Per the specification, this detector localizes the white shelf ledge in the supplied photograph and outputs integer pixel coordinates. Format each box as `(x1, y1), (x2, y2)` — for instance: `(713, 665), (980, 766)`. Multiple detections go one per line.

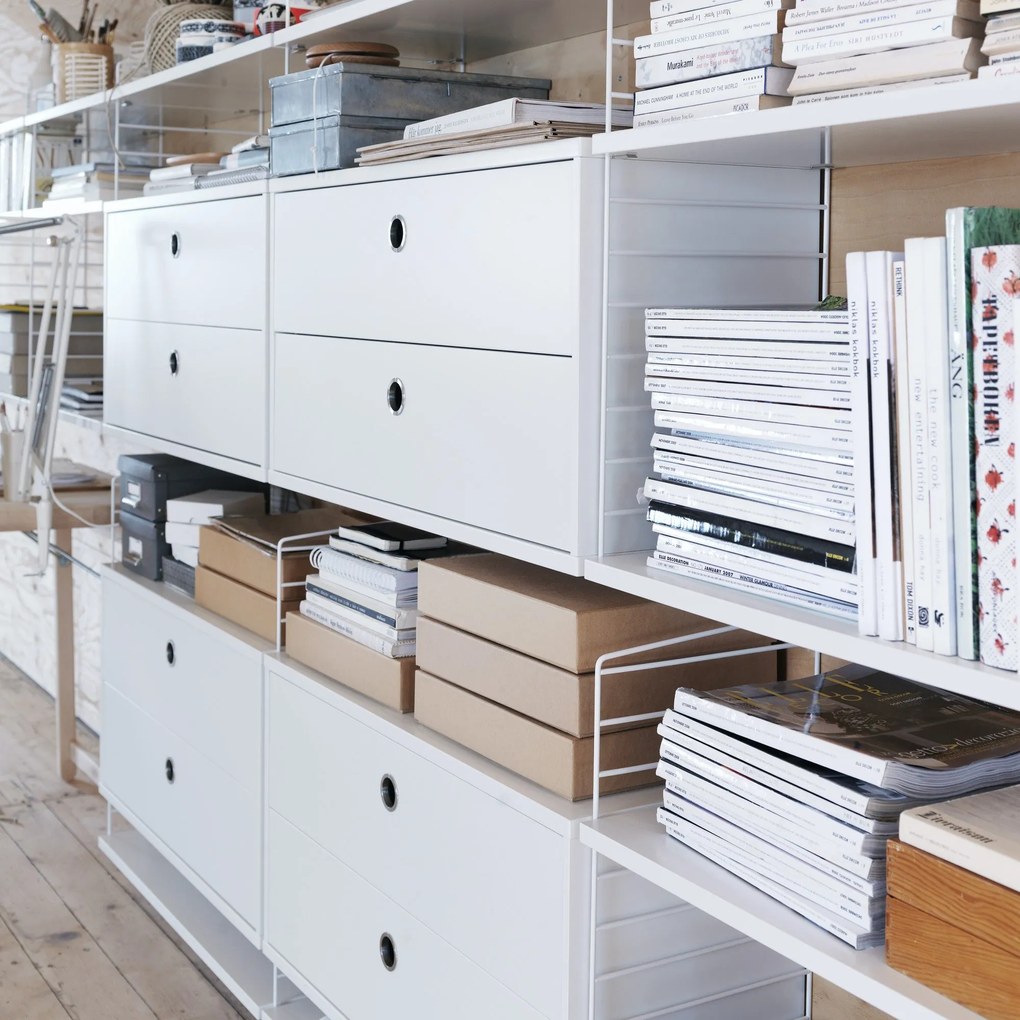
(582, 805), (982, 1020)
(584, 553), (1020, 710)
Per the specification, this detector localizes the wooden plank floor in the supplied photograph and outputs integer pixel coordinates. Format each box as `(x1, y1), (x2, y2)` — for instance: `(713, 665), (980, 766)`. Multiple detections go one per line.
(0, 657), (245, 1020)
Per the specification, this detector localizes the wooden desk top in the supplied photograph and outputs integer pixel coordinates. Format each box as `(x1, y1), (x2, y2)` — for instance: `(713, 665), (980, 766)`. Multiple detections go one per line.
(0, 488), (113, 532)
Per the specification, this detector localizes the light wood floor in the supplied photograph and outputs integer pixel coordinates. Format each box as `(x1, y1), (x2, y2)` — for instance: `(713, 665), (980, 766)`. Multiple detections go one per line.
(0, 657), (243, 1020)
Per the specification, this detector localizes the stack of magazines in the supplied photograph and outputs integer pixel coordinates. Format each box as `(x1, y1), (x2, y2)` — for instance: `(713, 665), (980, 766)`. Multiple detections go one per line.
(298, 521), (456, 658)
(643, 304), (857, 620)
(656, 664), (1020, 948)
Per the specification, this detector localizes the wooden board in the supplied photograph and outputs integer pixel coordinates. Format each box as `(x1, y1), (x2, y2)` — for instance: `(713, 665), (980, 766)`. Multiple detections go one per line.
(887, 895), (1020, 1020)
(0, 488), (112, 531)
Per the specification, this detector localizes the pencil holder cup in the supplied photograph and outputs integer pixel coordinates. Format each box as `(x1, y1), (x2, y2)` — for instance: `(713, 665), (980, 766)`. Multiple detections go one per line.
(52, 43), (115, 103)
(1, 430), (26, 501)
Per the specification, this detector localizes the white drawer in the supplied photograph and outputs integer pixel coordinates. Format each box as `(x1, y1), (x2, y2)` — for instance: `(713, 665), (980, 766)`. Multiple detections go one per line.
(267, 671), (565, 1017)
(273, 161), (587, 355)
(101, 574), (261, 789)
(267, 811), (543, 1020)
(106, 195), (265, 329)
(105, 319), (266, 467)
(100, 686), (260, 933)
(273, 333), (576, 551)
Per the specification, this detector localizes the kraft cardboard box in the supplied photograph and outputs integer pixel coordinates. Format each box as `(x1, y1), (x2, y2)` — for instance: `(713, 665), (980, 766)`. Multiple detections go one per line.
(195, 565), (301, 643)
(413, 670), (662, 801)
(417, 553), (738, 673)
(286, 611), (415, 713)
(416, 616), (777, 737)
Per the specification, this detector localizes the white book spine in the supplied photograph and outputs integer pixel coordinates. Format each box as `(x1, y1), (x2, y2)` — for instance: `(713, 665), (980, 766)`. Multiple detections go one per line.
(782, 15), (979, 65)
(645, 374), (849, 408)
(646, 318), (849, 338)
(979, 60), (1020, 76)
(654, 409), (853, 453)
(404, 99), (519, 139)
(791, 71), (970, 101)
(787, 0), (976, 24)
(783, 0), (978, 39)
(651, 0), (790, 33)
(787, 36), (983, 94)
(635, 35), (780, 88)
(650, 390), (851, 429)
(904, 237), (935, 651)
(634, 66), (794, 113)
(647, 335), (850, 360)
(635, 9), (786, 55)
(651, 0), (735, 15)
(298, 601), (414, 657)
(972, 245), (1019, 669)
(648, 355), (850, 386)
(847, 251), (878, 636)
(633, 93), (790, 127)
(645, 306), (850, 321)
(922, 236), (958, 656)
(982, 25), (1020, 52)
(891, 256), (916, 644)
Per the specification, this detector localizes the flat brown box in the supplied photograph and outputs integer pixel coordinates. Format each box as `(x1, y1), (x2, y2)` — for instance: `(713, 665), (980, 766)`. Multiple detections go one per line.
(418, 553), (736, 673)
(416, 616), (777, 738)
(199, 525), (314, 597)
(414, 670), (661, 801)
(886, 839), (1020, 1020)
(195, 565), (300, 644)
(286, 611), (414, 713)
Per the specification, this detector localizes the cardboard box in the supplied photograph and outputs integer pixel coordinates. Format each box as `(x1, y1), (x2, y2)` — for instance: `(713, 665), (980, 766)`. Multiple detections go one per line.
(416, 616), (776, 737)
(418, 554), (738, 673)
(200, 525), (315, 598)
(195, 565), (301, 644)
(413, 670), (661, 801)
(286, 612), (414, 713)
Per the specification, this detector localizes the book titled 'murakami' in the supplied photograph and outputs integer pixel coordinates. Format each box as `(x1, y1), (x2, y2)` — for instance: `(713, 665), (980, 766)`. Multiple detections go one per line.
(636, 35), (787, 88)
(672, 663), (1020, 796)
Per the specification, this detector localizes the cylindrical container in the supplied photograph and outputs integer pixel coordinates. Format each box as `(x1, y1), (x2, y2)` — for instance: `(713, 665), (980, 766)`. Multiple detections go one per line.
(52, 43), (114, 103)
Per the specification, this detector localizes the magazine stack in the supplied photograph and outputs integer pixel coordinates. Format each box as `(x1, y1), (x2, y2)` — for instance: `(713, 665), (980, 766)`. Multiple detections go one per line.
(633, 0), (794, 125)
(643, 303), (857, 621)
(783, 0), (985, 103)
(980, 10), (1020, 76)
(656, 663), (1020, 948)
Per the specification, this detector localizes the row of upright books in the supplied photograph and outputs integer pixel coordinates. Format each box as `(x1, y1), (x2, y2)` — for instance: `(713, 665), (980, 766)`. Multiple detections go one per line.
(643, 303), (858, 620)
(632, 0), (994, 128)
(657, 663), (1020, 949)
(848, 205), (1020, 671)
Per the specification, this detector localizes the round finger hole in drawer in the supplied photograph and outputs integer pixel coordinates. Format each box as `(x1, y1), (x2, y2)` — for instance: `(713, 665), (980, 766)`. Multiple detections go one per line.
(380, 774), (397, 811)
(389, 215), (406, 252)
(165, 757), (175, 784)
(379, 932), (396, 971)
(387, 378), (404, 415)
(166, 640), (175, 666)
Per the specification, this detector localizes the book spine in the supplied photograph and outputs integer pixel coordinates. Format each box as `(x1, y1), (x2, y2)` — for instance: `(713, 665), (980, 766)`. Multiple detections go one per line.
(645, 477), (855, 542)
(647, 498), (857, 569)
(646, 318), (849, 339)
(898, 810), (1017, 888)
(982, 26), (1020, 52)
(783, 0), (977, 40)
(903, 237), (935, 651)
(404, 99), (516, 139)
(891, 255), (916, 644)
(651, 0), (737, 16)
(310, 545), (403, 593)
(298, 601), (413, 658)
(787, 0), (975, 24)
(651, 0), (790, 32)
(305, 580), (403, 629)
(655, 410), (853, 454)
(645, 375), (849, 409)
(635, 10), (786, 55)
(790, 72), (969, 102)
(633, 94), (790, 127)
(922, 236), (958, 656)
(634, 67), (793, 113)
(645, 306), (851, 321)
(979, 60), (1020, 77)
(647, 335), (850, 361)
(782, 15), (979, 65)
(651, 431), (855, 478)
(847, 251), (878, 636)
(787, 36), (982, 94)
(635, 35), (781, 88)
(650, 391), (851, 430)
(972, 245), (1019, 669)
(647, 358), (850, 390)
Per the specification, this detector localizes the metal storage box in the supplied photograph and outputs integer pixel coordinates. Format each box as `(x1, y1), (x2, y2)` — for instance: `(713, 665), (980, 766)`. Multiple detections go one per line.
(270, 114), (409, 176)
(269, 62), (550, 129)
(120, 509), (170, 581)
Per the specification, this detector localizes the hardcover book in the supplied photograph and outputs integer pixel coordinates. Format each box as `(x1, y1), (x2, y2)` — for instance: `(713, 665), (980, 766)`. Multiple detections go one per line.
(635, 34), (787, 89)
(633, 66), (795, 114)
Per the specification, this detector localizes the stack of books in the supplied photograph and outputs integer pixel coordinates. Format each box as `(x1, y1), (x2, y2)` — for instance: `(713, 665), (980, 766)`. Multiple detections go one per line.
(355, 98), (632, 166)
(887, 786), (1020, 1015)
(59, 377), (103, 417)
(846, 207), (1020, 668)
(656, 664), (1020, 948)
(44, 162), (148, 205)
(633, 0), (794, 124)
(979, 10), (1020, 76)
(300, 521), (454, 658)
(783, 0), (985, 102)
(196, 134), (270, 189)
(165, 489), (265, 568)
(143, 152), (229, 197)
(643, 304), (857, 620)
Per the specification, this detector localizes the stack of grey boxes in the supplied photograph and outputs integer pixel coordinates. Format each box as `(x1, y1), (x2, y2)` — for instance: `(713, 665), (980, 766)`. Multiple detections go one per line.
(268, 61), (552, 176)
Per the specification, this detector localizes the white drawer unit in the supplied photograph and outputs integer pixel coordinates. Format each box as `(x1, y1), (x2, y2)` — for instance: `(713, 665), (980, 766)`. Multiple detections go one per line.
(272, 333), (578, 552)
(267, 812), (545, 1020)
(273, 157), (600, 356)
(101, 686), (261, 938)
(106, 194), (266, 330)
(102, 568), (262, 787)
(267, 668), (566, 1017)
(105, 319), (266, 468)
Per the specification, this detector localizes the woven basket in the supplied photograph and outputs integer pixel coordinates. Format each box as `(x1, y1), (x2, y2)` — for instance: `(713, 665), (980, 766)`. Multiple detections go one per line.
(52, 43), (114, 102)
(145, 4), (236, 72)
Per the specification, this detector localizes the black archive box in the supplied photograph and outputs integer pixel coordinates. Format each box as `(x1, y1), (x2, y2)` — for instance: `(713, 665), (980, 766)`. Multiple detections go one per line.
(120, 510), (170, 581)
(117, 453), (265, 523)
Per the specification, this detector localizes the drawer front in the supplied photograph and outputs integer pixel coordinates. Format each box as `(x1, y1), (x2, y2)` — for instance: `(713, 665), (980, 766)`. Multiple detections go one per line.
(101, 686), (260, 930)
(268, 671), (565, 1017)
(273, 162), (582, 355)
(267, 812), (543, 1020)
(273, 333), (576, 551)
(106, 196), (265, 329)
(101, 574), (261, 788)
(105, 319), (266, 467)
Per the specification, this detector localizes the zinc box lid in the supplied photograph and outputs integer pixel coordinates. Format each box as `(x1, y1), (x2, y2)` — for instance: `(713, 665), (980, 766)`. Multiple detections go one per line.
(418, 553), (721, 673)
